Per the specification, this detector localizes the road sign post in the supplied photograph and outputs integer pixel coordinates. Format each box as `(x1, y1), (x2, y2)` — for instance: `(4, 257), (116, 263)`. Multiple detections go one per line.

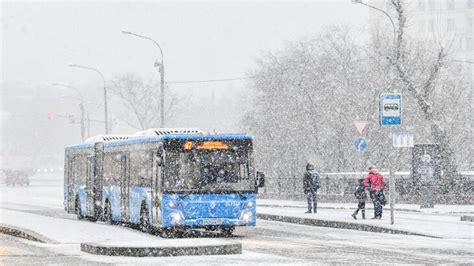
(380, 93), (402, 225)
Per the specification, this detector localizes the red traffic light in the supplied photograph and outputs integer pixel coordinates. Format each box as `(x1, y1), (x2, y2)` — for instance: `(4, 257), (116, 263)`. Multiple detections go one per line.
(47, 109), (53, 120)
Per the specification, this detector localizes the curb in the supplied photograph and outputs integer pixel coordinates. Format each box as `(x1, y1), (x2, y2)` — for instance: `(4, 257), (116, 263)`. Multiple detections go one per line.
(257, 213), (441, 238)
(0, 223), (57, 243)
(460, 215), (473, 222)
(81, 240), (242, 257)
(257, 204), (422, 213)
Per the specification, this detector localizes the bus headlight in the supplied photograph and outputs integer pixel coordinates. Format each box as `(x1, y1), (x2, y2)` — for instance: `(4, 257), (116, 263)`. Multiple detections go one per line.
(168, 201), (175, 208)
(240, 211), (253, 221)
(245, 201), (254, 208)
(170, 212), (184, 224)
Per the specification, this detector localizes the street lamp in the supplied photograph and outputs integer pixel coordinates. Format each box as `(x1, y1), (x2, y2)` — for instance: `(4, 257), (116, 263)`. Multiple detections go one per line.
(352, 0), (398, 225)
(352, 0), (396, 49)
(69, 64), (109, 134)
(53, 83), (90, 141)
(122, 30), (165, 127)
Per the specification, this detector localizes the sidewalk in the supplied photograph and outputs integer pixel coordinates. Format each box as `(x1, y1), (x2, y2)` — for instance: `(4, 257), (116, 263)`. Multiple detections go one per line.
(256, 199), (474, 239)
(0, 208), (240, 257)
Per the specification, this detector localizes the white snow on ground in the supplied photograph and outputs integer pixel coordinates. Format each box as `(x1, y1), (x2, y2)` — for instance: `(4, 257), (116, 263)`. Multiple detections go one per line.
(0, 174), (64, 210)
(257, 200), (474, 239)
(0, 208), (159, 243)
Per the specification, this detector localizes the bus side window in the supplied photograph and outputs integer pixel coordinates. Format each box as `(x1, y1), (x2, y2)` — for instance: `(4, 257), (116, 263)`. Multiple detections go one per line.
(131, 151), (152, 187)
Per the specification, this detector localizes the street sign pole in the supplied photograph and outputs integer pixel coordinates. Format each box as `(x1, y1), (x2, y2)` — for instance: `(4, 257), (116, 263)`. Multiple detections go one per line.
(389, 152), (395, 225)
(380, 93), (402, 225)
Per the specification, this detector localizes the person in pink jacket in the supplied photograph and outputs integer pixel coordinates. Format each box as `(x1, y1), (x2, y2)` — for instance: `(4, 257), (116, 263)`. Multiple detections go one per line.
(364, 166), (385, 219)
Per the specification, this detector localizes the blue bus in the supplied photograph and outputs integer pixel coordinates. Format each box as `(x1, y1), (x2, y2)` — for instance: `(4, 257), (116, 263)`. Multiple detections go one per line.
(64, 128), (265, 236)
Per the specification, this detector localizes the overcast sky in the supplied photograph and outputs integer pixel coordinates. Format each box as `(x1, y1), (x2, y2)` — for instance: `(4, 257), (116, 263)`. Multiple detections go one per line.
(2, 1), (369, 90)
(1, 0), (372, 141)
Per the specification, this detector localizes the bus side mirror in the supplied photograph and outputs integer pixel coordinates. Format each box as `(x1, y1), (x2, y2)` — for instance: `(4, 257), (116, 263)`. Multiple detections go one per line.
(257, 171), (265, 188)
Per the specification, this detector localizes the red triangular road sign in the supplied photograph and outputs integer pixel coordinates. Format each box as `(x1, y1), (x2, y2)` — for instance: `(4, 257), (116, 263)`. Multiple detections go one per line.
(354, 121), (368, 135)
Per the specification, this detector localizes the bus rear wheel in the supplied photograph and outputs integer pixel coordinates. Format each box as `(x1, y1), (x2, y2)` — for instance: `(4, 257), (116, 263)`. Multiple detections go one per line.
(103, 200), (112, 223)
(75, 197), (83, 220)
(139, 203), (150, 232)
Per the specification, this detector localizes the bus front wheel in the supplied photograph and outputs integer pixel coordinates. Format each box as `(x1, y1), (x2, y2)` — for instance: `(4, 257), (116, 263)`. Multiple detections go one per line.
(221, 227), (234, 237)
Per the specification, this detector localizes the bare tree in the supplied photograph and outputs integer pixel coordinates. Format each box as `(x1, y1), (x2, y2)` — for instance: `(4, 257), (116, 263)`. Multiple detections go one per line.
(388, 0), (460, 180)
(109, 73), (184, 130)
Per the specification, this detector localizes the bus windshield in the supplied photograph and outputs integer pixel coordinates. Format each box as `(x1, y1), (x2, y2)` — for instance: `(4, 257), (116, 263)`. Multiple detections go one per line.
(164, 145), (254, 193)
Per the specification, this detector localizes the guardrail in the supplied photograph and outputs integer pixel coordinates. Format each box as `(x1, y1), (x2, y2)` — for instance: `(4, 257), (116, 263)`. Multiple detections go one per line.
(259, 172), (474, 204)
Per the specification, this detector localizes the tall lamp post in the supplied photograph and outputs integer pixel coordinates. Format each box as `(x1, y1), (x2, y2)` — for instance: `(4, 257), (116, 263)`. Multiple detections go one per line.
(69, 64), (109, 134)
(121, 30), (165, 127)
(53, 83), (88, 141)
(352, 0), (396, 48)
(353, 0), (398, 225)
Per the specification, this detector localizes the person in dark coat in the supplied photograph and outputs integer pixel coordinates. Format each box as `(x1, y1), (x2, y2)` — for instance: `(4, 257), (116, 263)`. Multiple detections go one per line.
(364, 166), (385, 219)
(303, 163), (320, 213)
(351, 178), (367, 220)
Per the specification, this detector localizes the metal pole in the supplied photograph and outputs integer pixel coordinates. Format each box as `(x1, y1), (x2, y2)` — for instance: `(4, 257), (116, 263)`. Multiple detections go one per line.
(79, 103), (85, 142)
(122, 30), (165, 127)
(354, 0), (398, 225)
(160, 65), (165, 127)
(86, 110), (91, 138)
(353, 0), (396, 48)
(102, 77), (109, 134)
(389, 162), (395, 225)
(69, 64), (109, 134)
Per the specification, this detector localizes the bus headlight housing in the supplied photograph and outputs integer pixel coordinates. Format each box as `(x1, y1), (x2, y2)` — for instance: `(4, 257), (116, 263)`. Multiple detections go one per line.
(170, 212), (184, 224)
(245, 201), (254, 208)
(240, 211), (253, 221)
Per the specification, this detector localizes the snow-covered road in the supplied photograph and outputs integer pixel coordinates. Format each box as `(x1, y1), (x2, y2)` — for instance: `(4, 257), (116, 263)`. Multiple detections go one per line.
(0, 174), (472, 264)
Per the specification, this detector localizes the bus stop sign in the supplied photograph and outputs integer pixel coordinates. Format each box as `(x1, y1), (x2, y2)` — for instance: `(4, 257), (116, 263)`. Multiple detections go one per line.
(380, 93), (402, 126)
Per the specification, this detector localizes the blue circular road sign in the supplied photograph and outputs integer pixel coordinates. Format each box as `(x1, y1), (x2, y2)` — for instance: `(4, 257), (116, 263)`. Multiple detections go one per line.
(354, 137), (368, 152)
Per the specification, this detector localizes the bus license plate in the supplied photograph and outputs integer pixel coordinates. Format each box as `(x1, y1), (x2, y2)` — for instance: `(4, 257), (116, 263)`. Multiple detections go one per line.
(203, 219), (223, 225)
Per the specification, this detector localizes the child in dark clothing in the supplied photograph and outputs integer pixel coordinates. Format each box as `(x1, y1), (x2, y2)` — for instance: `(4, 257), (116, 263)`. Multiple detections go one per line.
(351, 178), (367, 220)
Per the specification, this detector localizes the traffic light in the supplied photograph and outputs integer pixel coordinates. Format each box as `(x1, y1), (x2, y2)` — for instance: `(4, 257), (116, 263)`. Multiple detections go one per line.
(47, 109), (53, 120)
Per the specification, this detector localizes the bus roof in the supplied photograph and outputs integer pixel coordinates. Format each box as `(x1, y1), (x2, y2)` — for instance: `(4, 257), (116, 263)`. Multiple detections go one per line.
(65, 133), (253, 150)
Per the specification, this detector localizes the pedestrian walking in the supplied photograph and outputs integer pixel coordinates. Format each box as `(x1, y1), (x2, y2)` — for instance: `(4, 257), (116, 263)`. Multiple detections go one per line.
(351, 178), (366, 220)
(303, 163), (320, 213)
(364, 166), (385, 219)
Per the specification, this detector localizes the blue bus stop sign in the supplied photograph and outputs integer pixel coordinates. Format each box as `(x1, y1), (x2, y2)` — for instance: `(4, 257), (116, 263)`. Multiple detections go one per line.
(380, 93), (402, 126)
(354, 137), (368, 152)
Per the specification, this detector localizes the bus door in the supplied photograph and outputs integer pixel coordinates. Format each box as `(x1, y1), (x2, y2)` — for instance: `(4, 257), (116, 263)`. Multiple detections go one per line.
(93, 142), (104, 220)
(120, 154), (130, 222)
(66, 155), (75, 213)
(151, 150), (163, 226)
(86, 156), (95, 218)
